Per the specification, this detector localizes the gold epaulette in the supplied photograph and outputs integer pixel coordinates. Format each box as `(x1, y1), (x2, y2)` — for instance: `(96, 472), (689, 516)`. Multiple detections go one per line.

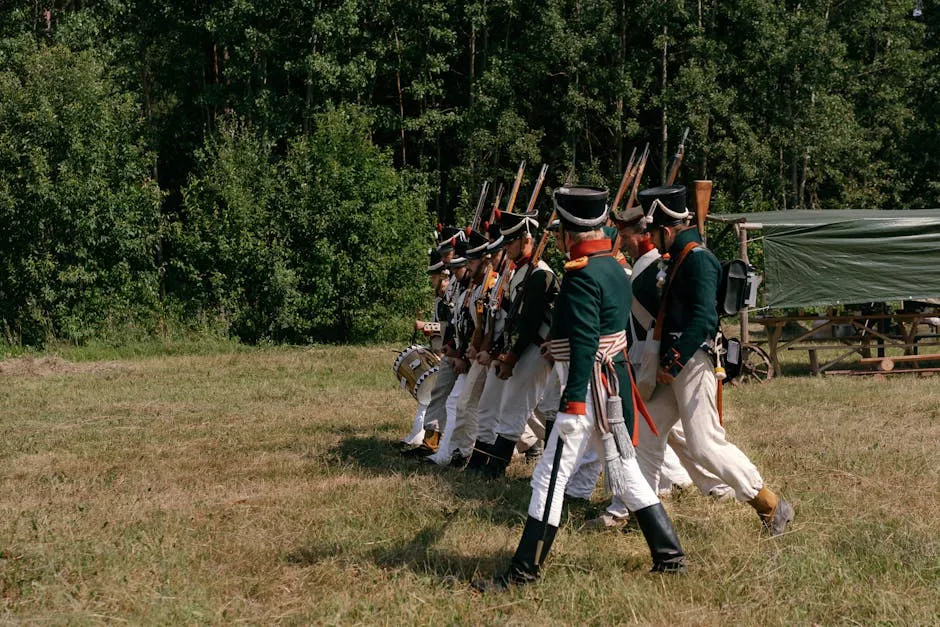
(564, 256), (588, 271)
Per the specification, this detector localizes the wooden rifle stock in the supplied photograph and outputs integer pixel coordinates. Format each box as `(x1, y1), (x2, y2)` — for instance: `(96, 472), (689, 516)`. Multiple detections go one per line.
(479, 255), (512, 353)
(470, 260), (494, 349)
(524, 164), (549, 214)
(504, 161), (526, 213)
(610, 147), (638, 215)
(625, 144), (650, 209)
(485, 183), (504, 228)
(694, 180), (713, 245)
(532, 209), (557, 266)
(665, 127), (690, 186)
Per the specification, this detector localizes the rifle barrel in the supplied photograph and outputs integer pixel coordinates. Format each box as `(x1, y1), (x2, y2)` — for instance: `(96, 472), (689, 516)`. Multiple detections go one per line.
(504, 161), (527, 213)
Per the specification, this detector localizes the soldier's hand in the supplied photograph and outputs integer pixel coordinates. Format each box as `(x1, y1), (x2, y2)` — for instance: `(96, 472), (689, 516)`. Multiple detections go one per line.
(414, 320), (425, 331)
(476, 350), (491, 366)
(656, 368), (675, 385)
(497, 360), (514, 380)
(466, 346), (477, 361)
(453, 357), (470, 374)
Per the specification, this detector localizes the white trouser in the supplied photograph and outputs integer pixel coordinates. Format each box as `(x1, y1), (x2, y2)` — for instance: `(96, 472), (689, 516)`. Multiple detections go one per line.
(401, 402), (428, 446)
(427, 373), (467, 465)
(666, 422), (734, 498)
(515, 414), (545, 453)
(529, 377), (659, 527)
(533, 366), (600, 499)
(474, 363), (507, 445)
(449, 361), (489, 457)
(423, 356), (457, 432)
(658, 444), (693, 493)
(640, 349), (763, 502)
(493, 344), (551, 442)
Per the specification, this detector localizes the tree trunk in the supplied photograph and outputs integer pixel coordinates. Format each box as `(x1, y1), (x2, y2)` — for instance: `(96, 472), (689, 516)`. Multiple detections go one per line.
(661, 24), (668, 185)
(394, 29), (407, 167)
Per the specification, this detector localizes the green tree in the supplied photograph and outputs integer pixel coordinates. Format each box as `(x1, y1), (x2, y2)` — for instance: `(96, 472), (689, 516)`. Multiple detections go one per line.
(282, 105), (432, 342)
(0, 41), (162, 345)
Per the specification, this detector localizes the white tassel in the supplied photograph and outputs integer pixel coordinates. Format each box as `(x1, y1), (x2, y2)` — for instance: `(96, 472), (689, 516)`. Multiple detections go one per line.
(606, 395), (635, 460)
(602, 432), (631, 496)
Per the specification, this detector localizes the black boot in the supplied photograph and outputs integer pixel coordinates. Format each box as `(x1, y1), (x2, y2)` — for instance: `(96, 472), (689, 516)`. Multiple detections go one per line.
(544, 419), (555, 438)
(465, 440), (493, 473)
(633, 503), (686, 573)
(472, 516), (558, 593)
(481, 435), (516, 479)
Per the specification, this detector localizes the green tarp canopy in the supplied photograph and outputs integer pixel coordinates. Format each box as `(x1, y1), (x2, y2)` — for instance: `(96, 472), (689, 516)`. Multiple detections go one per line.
(709, 209), (940, 309)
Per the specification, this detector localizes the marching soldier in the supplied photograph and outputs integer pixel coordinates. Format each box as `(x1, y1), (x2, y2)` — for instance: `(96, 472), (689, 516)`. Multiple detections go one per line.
(469, 210), (557, 479)
(473, 186), (685, 592)
(638, 184), (794, 536)
(427, 229), (492, 465)
(397, 248), (451, 449)
(402, 231), (468, 458)
(440, 227), (505, 467)
(579, 205), (733, 529)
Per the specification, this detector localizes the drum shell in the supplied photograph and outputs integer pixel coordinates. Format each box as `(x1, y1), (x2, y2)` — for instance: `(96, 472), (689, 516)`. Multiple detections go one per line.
(393, 345), (441, 403)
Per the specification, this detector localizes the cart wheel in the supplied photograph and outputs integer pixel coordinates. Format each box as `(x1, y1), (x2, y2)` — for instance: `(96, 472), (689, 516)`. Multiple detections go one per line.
(735, 343), (775, 384)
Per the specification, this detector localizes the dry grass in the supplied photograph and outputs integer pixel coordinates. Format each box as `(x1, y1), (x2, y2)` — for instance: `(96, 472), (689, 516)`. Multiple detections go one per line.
(1, 345), (938, 624)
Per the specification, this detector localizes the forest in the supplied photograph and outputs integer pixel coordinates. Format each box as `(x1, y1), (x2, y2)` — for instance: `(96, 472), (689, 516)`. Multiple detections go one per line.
(0, 1), (937, 345)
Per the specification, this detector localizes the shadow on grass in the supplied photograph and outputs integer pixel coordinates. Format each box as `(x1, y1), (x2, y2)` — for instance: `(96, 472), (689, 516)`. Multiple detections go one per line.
(285, 522), (512, 585)
(370, 522), (511, 583)
(315, 436), (609, 583)
(329, 435), (533, 517)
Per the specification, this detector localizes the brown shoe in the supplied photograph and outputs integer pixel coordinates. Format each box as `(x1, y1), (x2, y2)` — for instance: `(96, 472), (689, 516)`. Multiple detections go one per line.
(400, 430), (440, 458)
(580, 513), (629, 531)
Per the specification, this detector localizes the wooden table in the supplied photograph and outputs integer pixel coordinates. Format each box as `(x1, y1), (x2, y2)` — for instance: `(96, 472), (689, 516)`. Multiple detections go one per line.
(755, 313), (940, 375)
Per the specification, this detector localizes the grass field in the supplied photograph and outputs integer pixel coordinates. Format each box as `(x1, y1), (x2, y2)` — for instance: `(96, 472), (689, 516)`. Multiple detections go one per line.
(1, 345), (939, 624)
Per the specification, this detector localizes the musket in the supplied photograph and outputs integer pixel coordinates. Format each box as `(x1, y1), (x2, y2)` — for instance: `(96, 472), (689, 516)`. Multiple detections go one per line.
(665, 127), (690, 186)
(524, 164), (549, 214)
(503, 160), (526, 213)
(497, 169), (553, 352)
(531, 209), (557, 267)
(470, 181), (491, 231)
(484, 183), (504, 228)
(625, 143), (650, 209)
(694, 180), (713, 246)
(609, 146), (639, 216)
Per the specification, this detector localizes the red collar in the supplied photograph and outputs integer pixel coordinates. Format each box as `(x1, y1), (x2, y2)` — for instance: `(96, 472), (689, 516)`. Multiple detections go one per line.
(515, 254), (532, 267)
(637, 237), (656, 256)
(569, 239), (612, 259)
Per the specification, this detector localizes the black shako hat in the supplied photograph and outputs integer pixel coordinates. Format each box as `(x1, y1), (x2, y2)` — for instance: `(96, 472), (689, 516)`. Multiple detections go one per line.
(449, 240), (469, 268)
(499, 210), (539, 243)
(553, 186), (609, 232)
(485, 221), (504, 253)
(464, 228), (490, 259)
(436, 226), (467, 253)
(638, 185), (690, 228)
(427, 248), (446, 275)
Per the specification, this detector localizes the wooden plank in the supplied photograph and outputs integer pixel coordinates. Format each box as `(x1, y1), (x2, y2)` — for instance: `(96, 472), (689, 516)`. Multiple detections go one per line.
(858, 353), (940, 366)
(787, 342), (940, 351)
(823, 368), (940, 376)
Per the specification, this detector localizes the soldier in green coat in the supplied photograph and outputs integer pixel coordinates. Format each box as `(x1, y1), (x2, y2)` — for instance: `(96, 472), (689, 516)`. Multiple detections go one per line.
(473, 186), (685, 592)
(639, 184), (794, 536)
